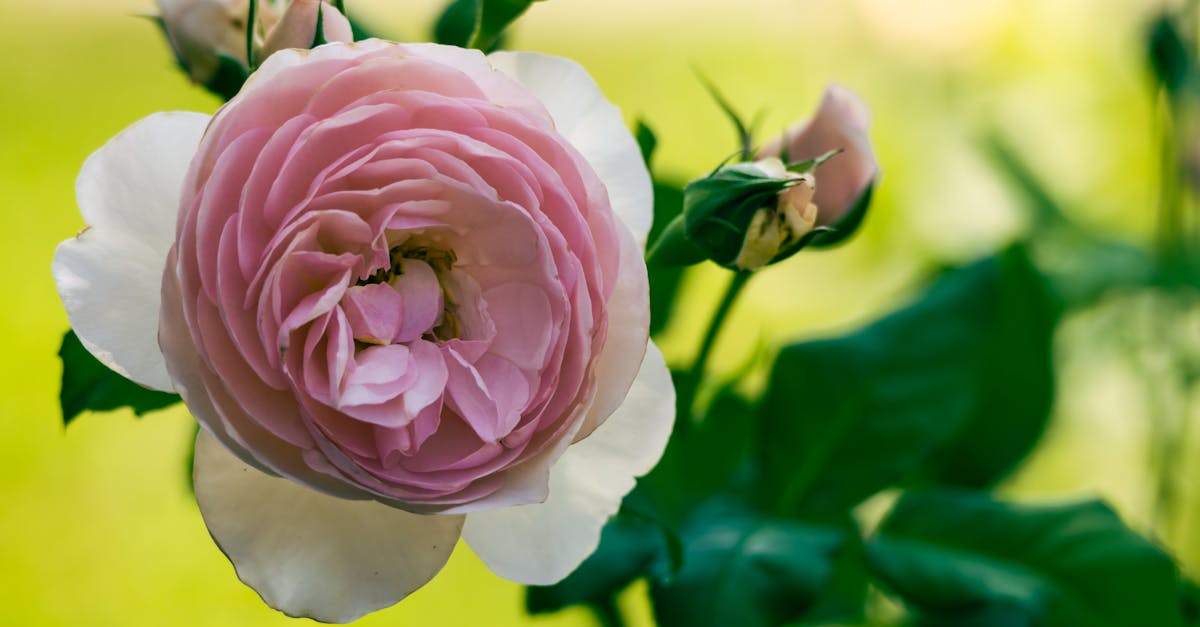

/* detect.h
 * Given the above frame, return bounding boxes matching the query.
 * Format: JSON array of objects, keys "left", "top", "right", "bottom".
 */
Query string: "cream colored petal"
[
  {"left": 193, "top": 430, "right": 464, "bottom": 623},
  {"left": 53, "top": 111, "right": 210, "bottom": 391},
  {"left": 488, "top": 50, "right": 654, "bottom": 246},
  {"left": 462, "top": 343, "right": 674, "bottom": 584}
]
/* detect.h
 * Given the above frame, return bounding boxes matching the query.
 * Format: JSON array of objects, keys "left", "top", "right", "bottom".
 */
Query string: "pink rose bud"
[
  {"left": 761, "top": 85, "right": 879, "bottom": 227},
  {"left": 156, "top": 0, "right": 279, "bottom": 83},
  {"left": 260, "top": 0, "right": 353, "bottom": 60}
]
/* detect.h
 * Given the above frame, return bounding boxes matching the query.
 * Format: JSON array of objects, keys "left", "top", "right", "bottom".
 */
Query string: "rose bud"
[
  {"left": 260, "top": 0, "right": 353, "bottom": 59},
  {"left": 670, "top": 155, "right": 829, "bottom": 271},
  {"left": 647, "top": 85, "right": 877, "bottom": 270},
  {"left": 759, "top": 84, "right": 879, "bottom": 243},
  {"left": 155, "top": 0, "right": 280, "bottom": 83},
  {"left": 54, "top": 41, "right": 670, "bottom": 623}
]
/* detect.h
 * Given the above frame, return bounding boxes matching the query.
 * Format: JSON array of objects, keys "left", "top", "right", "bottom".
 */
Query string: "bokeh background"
[{"left": 0, "top": 0, "right": 1181, "bottom": 624}]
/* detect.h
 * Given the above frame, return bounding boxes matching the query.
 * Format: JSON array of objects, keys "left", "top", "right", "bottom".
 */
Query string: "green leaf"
[
  {"left": 435, "top": 0, "right": 540, "bottom": 51},
  {"left": 866, "top": 490, "right": 1183, "bottom": 627},
  {"left": 636, "top": 119, "right": 658, "bottom": 168},
  {"left": 758, "top": 256, "right": 1007, "bottom": 517},
  {"left": 526, "top": 513, "right": 672, "bottom": 614},
  {"left": 205, "top": 54, "right": 250, "bottom": 102},
  {"left": 651, "top": 501, "right": 847, "bottom": 627},
  {"left": 984, "top": 135, "right": 1153, "bottom": 306},
  {"left": 632, "top": 374, "right": 757, "bottom": 532},
  {"left": 647, "top": 182, "right": 689, "bottom": 335},
  {"left": 913, "top": 247, "right": 1057, "bottom": 488},
  {"left": 474, "top": 0, "right": 541, "bottom": 50},
  {"left": 432, "top": 0, "right": 481, "bottom": 47},
  {"left": 1149, "top": 13, "right": 1193, "bottom": 98},
  {"left": 59, "top": 330, "right": 180, "bottom": 425}
]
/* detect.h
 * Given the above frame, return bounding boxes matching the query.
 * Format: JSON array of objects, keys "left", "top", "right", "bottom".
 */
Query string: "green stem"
[
  {"left": 246, "top": 0, "right": 258, "bottom": 70},
  {"left": 680, "top": 271, "right": 753, "bottom": 425},
  {"left": 589, "top": 596, "right": 627, "bottom": 627}
]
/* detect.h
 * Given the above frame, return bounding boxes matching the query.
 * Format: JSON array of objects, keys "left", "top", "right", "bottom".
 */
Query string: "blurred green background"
[{"left": 0, "top": 0, "right": 1179, "bottom": 624}]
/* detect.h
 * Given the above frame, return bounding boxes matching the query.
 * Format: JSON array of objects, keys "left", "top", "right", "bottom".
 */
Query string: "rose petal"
[
  {"left": 573, "top": 206, "right": 650, "bottom": 440},
  {"left": 53, "top": 111, "right": 210, "bottom": 391},
  {"left": 461, "top": 342, "right": 674, "bottom": 584},
  {"left": 487, "top": 51, "right": 653, "bottom": 246},
  {"left": 193, "top": 429, "right": 464, "bottom": 623}
]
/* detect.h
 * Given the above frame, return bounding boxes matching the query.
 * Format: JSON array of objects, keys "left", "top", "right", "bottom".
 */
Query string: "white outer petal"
[
  {"left": 461, "top": 342, "right": 674, "bottom": 585},
  {"left": 575, "top": 210, "right": 651, "bottom": 440},
  {"left": 193, "top": 430, "right": 465, "bottom": 623},
  {"left": 487, "top": 50, "right": 654, "bottom": 246},
  {"left": 52, "top": 111, "right": 210, "bottom": 391}
]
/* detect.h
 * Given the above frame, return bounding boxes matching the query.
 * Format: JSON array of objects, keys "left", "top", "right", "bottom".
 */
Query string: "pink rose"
[
  {"left": 53, "top": 41, "right": 673, "bottom": 623},
  {"left": 760, "top": 84, "right": 879, "bottom": 227}
]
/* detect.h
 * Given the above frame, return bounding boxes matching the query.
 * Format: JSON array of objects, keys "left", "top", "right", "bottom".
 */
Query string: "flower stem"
[
  {"left": 589, "top": 596, "right": 627, "bottom": 627},
  {"left": 246, "top": 0, "right": 258, "bottom": 69},
  {"left": 680, "top": 270, "right": 753, "bottom": 426}
]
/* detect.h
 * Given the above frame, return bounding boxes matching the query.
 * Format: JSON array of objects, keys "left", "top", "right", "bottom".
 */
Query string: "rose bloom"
[{"left": 53, "top": 41, "right": 673, "bottom": 623}]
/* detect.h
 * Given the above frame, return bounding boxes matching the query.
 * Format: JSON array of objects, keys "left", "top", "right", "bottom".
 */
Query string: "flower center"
[{"left": 344, "top": 241, "right": 463, "bottom": 347}]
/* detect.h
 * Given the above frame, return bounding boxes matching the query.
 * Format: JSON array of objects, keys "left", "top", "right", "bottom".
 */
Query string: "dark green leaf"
[
  {"left": 801, "top": 516, "right": 869, "bottom": 624},
  {"left": 59, "top": 330, "right": 180, "bottom": 425},
  {"left": 526, "top": 514, "right": 668, "bottom": 614},
  {"left": 472, "top": 0, "right": 542, "bottom": 51},
  {"left": 205, "top": 54, "right": 250, "bottom": 102},
  {"left": 433, "top": 0, "right": 481, "bottom": 47},
  {"left": 985, "top": 135, "right": 1153, "bottom": 306},
  {"left": 636, "top": 119, "right": 658, "bottom": 168},
  {"left": 1149, "top": 14, "right": 1193, "bottom": 98},
  {"left": 914, "top": 246, "right": 1057, "bottom": 488},
  {"left": 632, "top": 374, "right": 757, "bottom": 532},
  {"left": 758, "top": 256, "right": 1007, "bottom": 517},
  {"left": 651, "top": 501, "right": 847, "bottom": 627},
  {"left": 866, "top": 490, "right": 1183, "bottom": 627},
  {"left": 647, "top": 182, "right": 688, "bottom": 336}
]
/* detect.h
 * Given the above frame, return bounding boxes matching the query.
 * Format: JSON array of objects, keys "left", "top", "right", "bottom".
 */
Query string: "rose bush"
[{"left": 53, "top": 40, "right": 673, "bottom": 623}]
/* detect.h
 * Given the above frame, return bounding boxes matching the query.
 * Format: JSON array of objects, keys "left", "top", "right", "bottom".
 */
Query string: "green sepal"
[
  {"left": 646, "top": 214, "right": 706, "bottom": 267},
  {"left": 785, "top": 148, "right": 842, "bottom": 175},
  {"left": 681, "top": 163, "right": 791, "bottom": 268},
  {"left": 806, "top": 181, "right": 874, "bottom": 249},
  {"left": 697, "top": 74, "right": 754, "bottom": 160}
]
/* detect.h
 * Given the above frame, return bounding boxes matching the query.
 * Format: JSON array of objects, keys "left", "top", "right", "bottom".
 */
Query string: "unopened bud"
[
  {"left": 261, "top": 0, "right": 354, "bottom": 60},
  {"left": 733, "top": 167, "right": 819, "bottom": 270},
  {"left": 760, "top": 85, "right": 878, "bottom": 231},
  {"left": 156, "top": 0, "right": 280, "bottom": 84}
]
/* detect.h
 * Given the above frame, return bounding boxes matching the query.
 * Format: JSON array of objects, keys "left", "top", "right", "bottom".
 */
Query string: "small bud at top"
[
  {"left": 157, "top": 0, "right": 280, "bottom": 84},
  {"left": 260, "top": 0, "right": 354, "bottom": 60}
]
